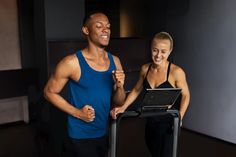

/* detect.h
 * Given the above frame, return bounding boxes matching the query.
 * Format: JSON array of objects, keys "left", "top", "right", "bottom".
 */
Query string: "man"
[{"left": 44, "top": 11, "right": 126, "bottom": 157}]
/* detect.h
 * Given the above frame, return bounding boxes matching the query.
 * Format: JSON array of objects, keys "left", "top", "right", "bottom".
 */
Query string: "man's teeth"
[{"left": 101, "top": 35, "right": 108, "bottom": 39}]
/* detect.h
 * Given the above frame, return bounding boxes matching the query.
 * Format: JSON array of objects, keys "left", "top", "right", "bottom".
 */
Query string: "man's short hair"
[{"left": 83, "top": 10, "right": 108, "bottom": 26}]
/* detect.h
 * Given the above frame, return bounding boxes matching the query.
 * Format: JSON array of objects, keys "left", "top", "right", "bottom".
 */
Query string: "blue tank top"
[{"left": 67, "top": 50, "right": 116, "bottom": 139}]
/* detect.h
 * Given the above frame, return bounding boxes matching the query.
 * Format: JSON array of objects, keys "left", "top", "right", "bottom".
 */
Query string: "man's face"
[
  {"left": 85, "top": 13, "right": 111, "bottom": 47},
  {"left": 151, "top": 39, "right": 171, "bottom": 65}
]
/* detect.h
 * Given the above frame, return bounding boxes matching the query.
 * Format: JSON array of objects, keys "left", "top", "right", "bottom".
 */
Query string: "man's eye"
[{"left": 96, "top": 24, "right": 102, "bottom": 28}]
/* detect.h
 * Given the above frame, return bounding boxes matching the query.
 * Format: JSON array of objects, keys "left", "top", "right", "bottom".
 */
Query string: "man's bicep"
[
  {"left": 46, "top": 59, "right": 72, "bottom": 93},
  {"left": 47, "top": 74, "right": 68, "bottom": 94}
]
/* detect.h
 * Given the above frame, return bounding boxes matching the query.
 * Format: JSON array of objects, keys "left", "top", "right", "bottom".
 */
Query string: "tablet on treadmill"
[{"left": 141, "top": 88, "right": 182, "bottom": 111}]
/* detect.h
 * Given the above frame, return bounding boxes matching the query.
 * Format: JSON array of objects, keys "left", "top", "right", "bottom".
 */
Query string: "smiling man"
[{"left": 44, "top": 11, "right": 126, "bottom": 157}]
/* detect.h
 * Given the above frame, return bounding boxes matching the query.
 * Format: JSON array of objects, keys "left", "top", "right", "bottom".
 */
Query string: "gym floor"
[{"left": 0, "top": 121, "right": 235, "bottom": 157}]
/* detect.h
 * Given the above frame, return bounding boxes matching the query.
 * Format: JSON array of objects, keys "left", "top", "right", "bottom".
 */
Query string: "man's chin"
[{"left": 99, "top": 43, "right": 109, "bottom": 48}]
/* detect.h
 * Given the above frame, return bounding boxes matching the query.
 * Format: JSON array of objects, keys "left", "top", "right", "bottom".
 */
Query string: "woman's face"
[{"left": 151, "top": 39, "right": 172, "bottom": 66}]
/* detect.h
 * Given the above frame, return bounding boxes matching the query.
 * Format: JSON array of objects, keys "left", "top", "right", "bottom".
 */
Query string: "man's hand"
[
  {"left": 112, "top": 70, "right": 125, "bottom": 88},
  {"left": 78, "top": 105, "right": 95, "bottom": 122}
]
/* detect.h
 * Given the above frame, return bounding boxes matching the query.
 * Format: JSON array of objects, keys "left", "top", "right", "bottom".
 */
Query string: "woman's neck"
[{"left": 152, "top": 61, "right": 169, "bottom": 71}]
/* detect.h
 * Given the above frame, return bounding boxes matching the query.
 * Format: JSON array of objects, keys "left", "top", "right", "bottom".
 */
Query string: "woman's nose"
[{"left": 156, "top": 52, "right": 161, "bottom": 57}]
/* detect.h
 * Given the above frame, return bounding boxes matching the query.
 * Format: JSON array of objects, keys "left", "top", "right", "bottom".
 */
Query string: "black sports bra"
[
  {"left": 143, "top": 62, "right": 181, "bottom": 110},
  {"left": 143, "top": 62, "right": 174, "bottom": 89}
]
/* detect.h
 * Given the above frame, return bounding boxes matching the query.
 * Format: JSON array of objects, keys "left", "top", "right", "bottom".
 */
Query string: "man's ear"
[{"left": 82, "top": 26, "right": 89, "bottom": 35}]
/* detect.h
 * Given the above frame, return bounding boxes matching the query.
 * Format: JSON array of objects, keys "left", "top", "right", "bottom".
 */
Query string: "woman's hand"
[{"left": 110, "top": 106, "right": 126, "bottom": 119}]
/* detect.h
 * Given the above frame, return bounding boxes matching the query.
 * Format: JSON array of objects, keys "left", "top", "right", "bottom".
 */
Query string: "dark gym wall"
[
  {"left": 165, "top": 0, "right": 236, "bottom": 144},
  {"left": 33, "top": 0, "right": 48, "bottom": 89},
  {"left": 44, "top": 0, "right": 84, "bottom": 40},
  {"left": 120, "top": 0, "right": 167, "bottom": 38},
  {"left": 18, "top": 0, "right": 35, "bottom": 69}
]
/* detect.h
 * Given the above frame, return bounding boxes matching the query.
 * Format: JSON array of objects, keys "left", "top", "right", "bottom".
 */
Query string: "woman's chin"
[{"left": 153, "top": 60, "right": 162, "bottom": 65}]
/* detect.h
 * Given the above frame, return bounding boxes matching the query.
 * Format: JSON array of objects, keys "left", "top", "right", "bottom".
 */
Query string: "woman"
[{"left": 110, "top": 32, "right": 190, "bottom": 157}]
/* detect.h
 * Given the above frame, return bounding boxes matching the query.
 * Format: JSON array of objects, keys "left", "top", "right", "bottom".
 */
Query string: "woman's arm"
[
  {"left": 110, "top": 64, "right": 149, "bottom": 119},
  {"left": 174, "top": 67, "right": 190, "bottom": 120}
]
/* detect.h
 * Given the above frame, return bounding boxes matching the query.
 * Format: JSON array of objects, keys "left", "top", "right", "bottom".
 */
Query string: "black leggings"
[
  {"left": 70, "top": 135, "right": 108, "bottom": 157},
  {"left": 145, "top": 116, "right": 174, "bottom": 157}
]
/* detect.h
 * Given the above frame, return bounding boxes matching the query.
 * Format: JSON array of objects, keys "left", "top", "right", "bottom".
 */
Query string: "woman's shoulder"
[
  {"left": 140, "top": 63, "right": 152, "bottom": 76},
  {"left": 141, "top": 63, "right": 152, "bottom": 71},
  {"left": 170, "top": 63, "right": 186, "bottom": 77}
]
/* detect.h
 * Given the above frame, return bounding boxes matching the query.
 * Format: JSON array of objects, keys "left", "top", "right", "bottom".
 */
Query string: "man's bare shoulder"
[
  {"left": 60, "top": 54, "right": 78, "bottom": 66},
  {"left": 53, "top": 54, "right": 80, "bottom": 80}
]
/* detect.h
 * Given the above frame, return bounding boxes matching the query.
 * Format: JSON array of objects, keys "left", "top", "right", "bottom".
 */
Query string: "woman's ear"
[{"left": 82, "top": 26, "right": 89, "bottom": 35}]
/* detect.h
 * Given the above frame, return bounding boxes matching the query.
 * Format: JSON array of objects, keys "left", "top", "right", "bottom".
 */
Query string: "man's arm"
[
  {"left": 111, "top": 55, "right": 126, "bottom": 106},
  {"left": 44, "top": 55, "right": 95, "bottom": 122}
]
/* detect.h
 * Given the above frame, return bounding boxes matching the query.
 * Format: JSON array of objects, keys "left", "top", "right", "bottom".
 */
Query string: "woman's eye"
[{"left": 153, "top": 49, "right": 158, "bottom": 53}]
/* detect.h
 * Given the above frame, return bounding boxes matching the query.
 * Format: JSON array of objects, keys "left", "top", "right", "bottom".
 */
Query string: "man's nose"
[{"left": 102, "top": 27, "right": 109, "bottom": 33}]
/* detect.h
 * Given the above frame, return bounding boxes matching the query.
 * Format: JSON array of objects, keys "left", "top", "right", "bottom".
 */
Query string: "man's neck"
[{"left": 83, "top": 46, "right": 107, "bottom": 59}]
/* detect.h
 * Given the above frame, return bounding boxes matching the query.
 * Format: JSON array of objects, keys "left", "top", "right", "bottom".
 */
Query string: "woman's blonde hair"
[{"left": 153, "top": 32, "right": 173, "bottom": 51}]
